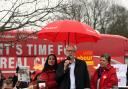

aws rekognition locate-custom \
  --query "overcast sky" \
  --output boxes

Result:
[114,0,128,9]
[0,0,127,31]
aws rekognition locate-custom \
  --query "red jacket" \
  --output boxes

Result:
[40,70,58,89]
[91,64,118,89]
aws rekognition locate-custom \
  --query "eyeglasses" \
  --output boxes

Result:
[66,50,75,52]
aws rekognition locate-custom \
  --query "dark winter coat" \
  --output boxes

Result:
[56,58,90,89]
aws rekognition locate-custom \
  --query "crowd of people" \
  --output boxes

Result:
[0,45,124,89]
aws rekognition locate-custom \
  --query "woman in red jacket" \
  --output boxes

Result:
[91,53,118,89]
[39,54,58,89]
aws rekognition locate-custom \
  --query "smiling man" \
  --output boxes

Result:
[56,45,90,89]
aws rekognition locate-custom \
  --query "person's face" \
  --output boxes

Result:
[66,46,75,58]
[2,82,13,89]
[100,57,108,68]
[48,55,56,66]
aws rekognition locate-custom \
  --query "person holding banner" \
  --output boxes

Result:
[15,66,30,89]
[12,66,19,88]
[56,45,90,89]
[91,53,118,89]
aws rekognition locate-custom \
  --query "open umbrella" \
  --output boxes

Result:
[38,20,100,44]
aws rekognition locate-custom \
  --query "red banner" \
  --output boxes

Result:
[76,50,94,65]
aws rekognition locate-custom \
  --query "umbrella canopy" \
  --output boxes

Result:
[38,20,100,44]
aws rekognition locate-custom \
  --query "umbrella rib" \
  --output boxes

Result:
[75,33,77,44]
[68,32,70,45]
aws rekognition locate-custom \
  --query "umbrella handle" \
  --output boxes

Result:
[68,32,70,45]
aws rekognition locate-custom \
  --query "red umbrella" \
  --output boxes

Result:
[38,20,100,44]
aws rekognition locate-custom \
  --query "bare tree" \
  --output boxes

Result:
[78,0,111,33]
[50,0,84,21]
[52,0,111,33]
[0,0,64,49]
[0,0,63,32]
[107,5,128,37]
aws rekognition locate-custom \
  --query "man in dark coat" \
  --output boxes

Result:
[56,45,90,89]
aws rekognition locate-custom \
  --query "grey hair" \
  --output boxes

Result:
[65,45,77,51]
